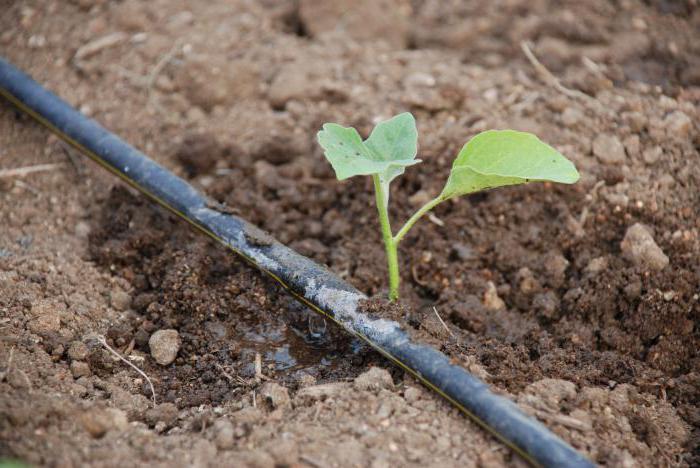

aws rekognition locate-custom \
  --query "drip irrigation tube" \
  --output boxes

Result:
[0,57,594,468]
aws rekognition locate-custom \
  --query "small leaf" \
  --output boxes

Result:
[365,113,418,165]
[317,113,420,181]
[365,112,420,189]
[441,130,579,199]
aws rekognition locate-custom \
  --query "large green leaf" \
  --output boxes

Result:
[317,113,420,182]
[441,130,579,199]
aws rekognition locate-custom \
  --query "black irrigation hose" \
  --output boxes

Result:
[0,57,594,468]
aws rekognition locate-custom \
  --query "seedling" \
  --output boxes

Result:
[317,112,579,301]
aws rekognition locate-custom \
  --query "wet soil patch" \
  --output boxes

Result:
[87,187,384,408]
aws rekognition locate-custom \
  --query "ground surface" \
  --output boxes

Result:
[1,0,699,466]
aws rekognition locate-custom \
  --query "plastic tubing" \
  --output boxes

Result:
[0,57,594,468]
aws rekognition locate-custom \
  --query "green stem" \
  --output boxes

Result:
[393,196,443,244]
[372,175,400,301]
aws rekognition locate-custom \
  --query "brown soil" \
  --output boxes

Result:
[1,0,698,467]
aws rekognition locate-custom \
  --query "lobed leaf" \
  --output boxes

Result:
[317,113,420,182]
[441,130,579,199]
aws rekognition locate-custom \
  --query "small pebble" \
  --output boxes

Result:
[642,146,663,165]
[28,300,62,335]
[620,223,669,271]
[533,291,561,319]
[663,111,692,139]
[231,407,262,424]
[561,107,583,127]
[294,383,348,405]
[267,439,300,466]
[212,418,235,450]
[403,386,422,404]
[110,290,132,311]
[144,402,179,427]
[517,267,540,294]
[450,243,475,261]
[624,111,646,133]
[408,189,432,207]
[623,134,640,157]
[483,281,505,310]
[149,329,181,366]
[74,221,91,238]
[259,382,291,410]
[7,368,31,389]
[584,256,608,275]
[70,361,92,379]
[543,253,570,287]
[354,367,393,392]
[592,133,626,165]
[68,341,89,361]
[404,72,436,88]
[624,278,643,300]
[81,408,128,438]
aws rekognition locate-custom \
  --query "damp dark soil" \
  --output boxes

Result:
[1,0,699,467]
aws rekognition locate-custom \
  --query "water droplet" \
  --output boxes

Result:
[308,314,327,339]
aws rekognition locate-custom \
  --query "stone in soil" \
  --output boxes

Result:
[6,368,31,389]
[149,329,181,366]
[620,223,669,271]
[483,281,505,311]
[294,383,349,405]
[259,382,291,410]
[298,0,411,48]
[144,403,179,427]
[67,341,89,361]
[354,367,393,392]
[212,418,235,450]
[110,289,132,311]
[70,361,92,378]
[80,408,128,438]
[28,300,62,335]
[663,111,693,139]
[592,133,626,165]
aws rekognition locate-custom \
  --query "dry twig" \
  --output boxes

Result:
[253,352,269,382]
[94,334,157,407]
[74,32,128,61]
[0,163,63,179]
[433,306,454,338]
[520,41,594,102]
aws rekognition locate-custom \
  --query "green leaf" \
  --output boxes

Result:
[317,113,420,182]
[440,130,579,199]
[365,112,418,161]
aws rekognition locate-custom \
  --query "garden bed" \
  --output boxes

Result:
[1,0,698,466]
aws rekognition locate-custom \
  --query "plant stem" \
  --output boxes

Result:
[393,196,443,244]
[372,174,400,301]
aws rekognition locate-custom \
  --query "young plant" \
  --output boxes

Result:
[317,112,579,301]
